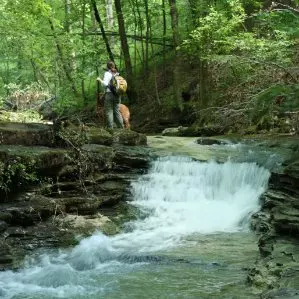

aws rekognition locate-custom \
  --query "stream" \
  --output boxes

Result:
[0,135,288,299]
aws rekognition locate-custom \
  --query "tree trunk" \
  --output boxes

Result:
[144,0,149,72]
[128,0,138,73]
[135,0,145,72]
[162,0,167,56]
[168,0,182,109]
[162,0,167,78]
[81,0,87,102]
[114,0,135,100]
[64,0,77,72]
[91,0,114,62]
[106,0,114,46]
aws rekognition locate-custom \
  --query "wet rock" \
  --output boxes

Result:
[0,239,13,270]
[0,145,72,193]
[0,212,12,224]
[113,129,147,146]
[248,141,299,293]
[0,220,8,232]
[251,212,272,233]
[261,288,299,299]
[260,190,291,209]
[53,213,120,236]
[82,144,114,171]
[86,127,147,146]
[0,122,151,270]
[247,261,279,288]
[61,196,104,215]
[272,206,299,236]
[0,195,64,227]
[161,126,188,136]
[86,127,113,146]
[98,195,124,208]
[6,208,36,226]
[113,147,150,170]
[96,180,128,194]
[258,233,276,257]
[4,222,79,255]
[196,138,228,145]
[284,160,299,179]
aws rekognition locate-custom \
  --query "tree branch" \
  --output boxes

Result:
[270,2,299,14]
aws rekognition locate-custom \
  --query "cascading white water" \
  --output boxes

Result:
[0,157,270,299]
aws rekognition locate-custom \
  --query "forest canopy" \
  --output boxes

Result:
[0,0,298,133]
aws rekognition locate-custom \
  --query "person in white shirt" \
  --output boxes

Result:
[97,61,124,129]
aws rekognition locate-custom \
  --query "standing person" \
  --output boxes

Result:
[97,61,124,129]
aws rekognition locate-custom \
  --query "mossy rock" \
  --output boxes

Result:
[86,127,113,146]
[0,122,55,146]
[113,129,147,146]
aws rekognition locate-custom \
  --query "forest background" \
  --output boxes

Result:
[0,0,298,134]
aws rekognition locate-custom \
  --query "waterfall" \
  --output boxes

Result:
[0,156,270,299]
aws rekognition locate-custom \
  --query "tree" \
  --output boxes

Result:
[114,0,135,99]
[91,0,115,62]
[169,0,182,109]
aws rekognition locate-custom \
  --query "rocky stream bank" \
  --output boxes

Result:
[1,120,299,298]
[0,122,151,270]
[249,143,299,298]
[160,127,299,298]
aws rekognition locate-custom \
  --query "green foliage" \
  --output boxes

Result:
[0,157,37,194]
[181,0,295,64]
[0,0,298,131]
[182,0,246,56]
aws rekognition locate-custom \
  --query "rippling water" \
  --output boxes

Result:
[0,156,270,299]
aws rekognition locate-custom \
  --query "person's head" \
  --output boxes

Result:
[107,61,117,73]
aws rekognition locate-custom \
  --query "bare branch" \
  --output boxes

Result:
[270,2,299,14]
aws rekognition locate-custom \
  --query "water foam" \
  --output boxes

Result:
[0,157,270,298]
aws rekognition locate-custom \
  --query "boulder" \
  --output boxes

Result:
[86,127,113,146]
[196,138,228,145]
[162,126,188,136]
[113,129,147,146]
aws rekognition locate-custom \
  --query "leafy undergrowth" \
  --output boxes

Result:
[0,110,44,123]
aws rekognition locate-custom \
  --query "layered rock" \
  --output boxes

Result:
[249,138,299,296]
[0,122,151,270]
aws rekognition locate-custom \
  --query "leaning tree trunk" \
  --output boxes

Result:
[91,0,114,62]
[114,0,135,101]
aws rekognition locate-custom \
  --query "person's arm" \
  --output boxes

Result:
[97,71,112,87]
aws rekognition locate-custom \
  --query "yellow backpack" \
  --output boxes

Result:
[110,75,127,95]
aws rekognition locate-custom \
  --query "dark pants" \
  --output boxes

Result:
[104,92,124,129]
